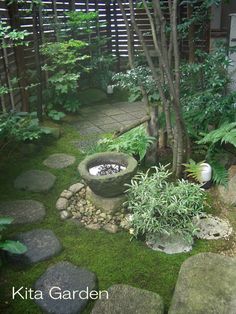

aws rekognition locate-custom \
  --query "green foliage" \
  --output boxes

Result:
[0,21,29,49]
[210,160,228,187]
[113,66,160,103]
[40,39,88,112]
[65,11,115,90]
[96,126,155,161]
[0,217,27,255]
[47,110,65,121]
[181,48,236,138]
[0,112,50,150]
[183,159,205,182]
[126,165,206,239]
[198,122,236,147]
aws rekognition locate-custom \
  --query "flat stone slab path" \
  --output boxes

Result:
[43,153,76,169]
[14,170,56,192]
[91,284,164,314]
[74,101,146,135]
[0,200,45,224]
[34,261,97,314]
[7,229,62,266]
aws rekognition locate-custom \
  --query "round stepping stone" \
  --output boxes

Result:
[14,170,56,192]
[91,284,164,314]
[43,153,76,169]
[34,262,97,314]
[0,200,45,224]
[146,233,193,254]
[194,214,232,240]
[7,229,62,265]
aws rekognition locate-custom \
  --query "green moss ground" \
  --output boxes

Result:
[0,121,232,314]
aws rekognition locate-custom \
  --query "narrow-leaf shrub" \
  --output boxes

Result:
[125,165,206,239]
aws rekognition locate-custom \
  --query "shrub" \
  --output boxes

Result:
[95,126,155,161]
[125,165,206,239]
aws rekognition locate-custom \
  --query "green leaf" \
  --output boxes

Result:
[0,240,27,254]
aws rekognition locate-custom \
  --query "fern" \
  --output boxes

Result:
[198,122,236,146]
[211,161,228,187]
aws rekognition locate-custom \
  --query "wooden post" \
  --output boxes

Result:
[69,0,76,11]
[7,2,29,111]
[187,4,195,63]
[106,0,112,55]
[113,0,120,71]
[52,0,60,41]
[32,3,43,121]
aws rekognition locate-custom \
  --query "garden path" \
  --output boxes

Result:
[72,101,146,150]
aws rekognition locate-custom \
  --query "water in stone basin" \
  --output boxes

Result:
[89,163,126,176]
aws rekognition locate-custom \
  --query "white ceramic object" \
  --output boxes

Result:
[199,162,212,183]
[107,85,114,94]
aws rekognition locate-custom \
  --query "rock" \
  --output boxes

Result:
[0,200,45,224]
[43,153,76,169]
[14,170,56,192]
[34,261,97,314]
[103,223,118,233]
[69,183,85,194]
[60,190,73,199]
[169,253,236,314]
[100,212,107,219]
[146,233,193,254]
[194,214,232,240]
[45,127,61,139]
[86,187,126,214]
[60,210,71,220]
[85,224,101,230]
[91,284,164,314]
[218,165,236,205]
[7,229,62,265]
[56,198,69,211]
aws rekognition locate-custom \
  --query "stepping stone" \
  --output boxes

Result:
[194,214,232,240]
[169,253,236,314]
[43,153,76,169]
[146,233,193,254]
[7,229,62,265]
[91,284,164,314]
[34,262,97,314]
[14,170,56,192]
[0,200,45,224]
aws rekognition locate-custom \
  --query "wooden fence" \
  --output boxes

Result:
[0,0,210,112]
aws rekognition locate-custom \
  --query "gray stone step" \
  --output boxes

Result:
[0,200,45,224]
[91,284,164,314]
[43,153,76,169]
[14,170,56,192]
[169,253,236,314]
[34,262,97,314]
[7,229,62,266]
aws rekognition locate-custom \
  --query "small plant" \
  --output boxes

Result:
[125,165,206,239]
[0,112,51,151]
[47,110,65,122]
[183,159,205,182]
[95,126,155,161]
[0,218,27,261]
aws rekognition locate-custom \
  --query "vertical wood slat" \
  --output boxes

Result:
[7,1,29,111]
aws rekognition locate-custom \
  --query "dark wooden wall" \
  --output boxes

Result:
[0,0,210,112]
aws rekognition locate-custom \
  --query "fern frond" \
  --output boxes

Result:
[211,161,228,186]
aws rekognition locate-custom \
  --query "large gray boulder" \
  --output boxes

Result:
[169,253,236,314]
[91,284,164,314]
[7,229,62,266]
[14,170,56,192]
[0,200,45,224]
[34,262,97,314]
[218,165,236,205]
